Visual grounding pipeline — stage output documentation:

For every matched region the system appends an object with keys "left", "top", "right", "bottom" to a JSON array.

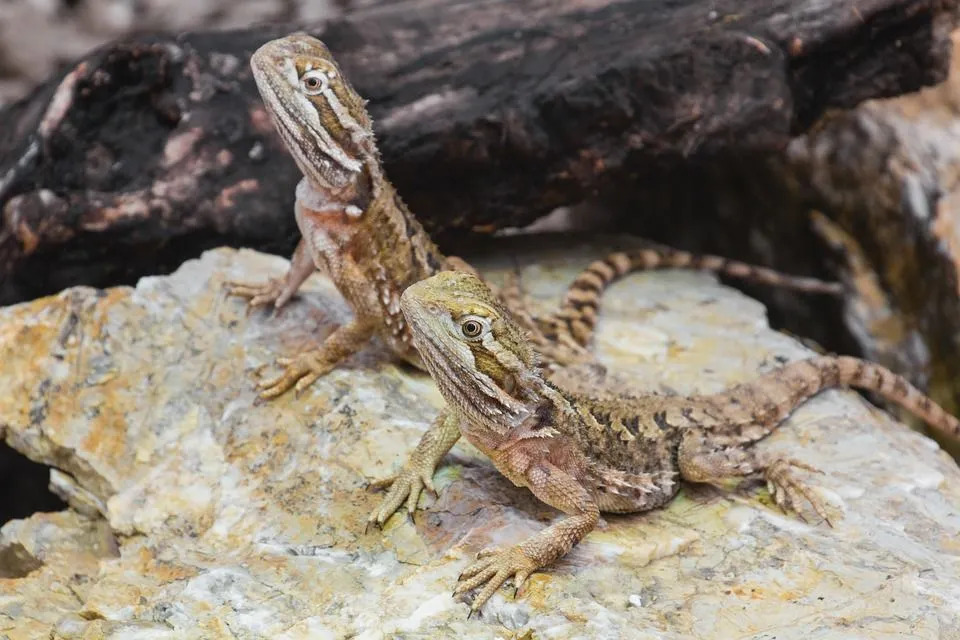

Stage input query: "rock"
[
  {"left": 778, "top": 27, "right": 960, "bottom": 442},
  {"left": 0, "top": 244, "right": 958, "bottom": 638}
]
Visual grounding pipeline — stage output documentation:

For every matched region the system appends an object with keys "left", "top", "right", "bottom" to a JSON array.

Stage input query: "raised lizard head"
[
  {"left": 401, "top": 271, "right": 544, "bottom": 428},
  {"left": 250, "top": 33, "right": 375, "bottom": 192}
]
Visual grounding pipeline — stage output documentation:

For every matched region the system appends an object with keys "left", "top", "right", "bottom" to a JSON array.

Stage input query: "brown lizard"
[
  {"left": 370, "top": 270, "right": 960, "bottom": 613},
  {"left": 226, "top": 33, "right": 841, "bottom": 398}
]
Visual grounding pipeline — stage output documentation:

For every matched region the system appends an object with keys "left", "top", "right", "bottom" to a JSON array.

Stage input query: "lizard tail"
[
  {"left": 707, "top": 355, "right": 960, "bottom": 444},
  {"left": 546, "top": 247, "right": 843, "bottom": 348}
]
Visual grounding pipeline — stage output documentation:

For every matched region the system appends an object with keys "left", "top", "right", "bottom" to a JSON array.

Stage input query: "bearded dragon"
[
  {"left": 371, "top": 270, "right": 960, "bottom": 613},
  {"left": 226, "top": 33, "right": 841, "bottom": 398}
]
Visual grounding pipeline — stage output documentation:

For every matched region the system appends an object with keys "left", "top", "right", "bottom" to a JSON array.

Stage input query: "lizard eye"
[
  {"left": 300, "top": 69, "right": 330, "bottom": 95},
  {"left": 459, "top": 317, "right": 485, "bottom": 340},
  {"left": 461, "top": 320, "right": 482, "bottom": 338}
]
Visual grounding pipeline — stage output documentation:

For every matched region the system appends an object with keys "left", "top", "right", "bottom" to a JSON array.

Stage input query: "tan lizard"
[
  {"left": 226, "top": 33, "right": 841, "bottom": 398},
  {"left": 370, "top": 270, "right": 960, "bottom": 613}
]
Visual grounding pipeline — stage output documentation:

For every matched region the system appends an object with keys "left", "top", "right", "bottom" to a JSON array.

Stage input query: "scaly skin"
[
  {"left": 536, "top": 241, "right": 842, "bottom": 349},
  {"left": 227, "top": 33, "right": 841, "bottom": 398},
  {"left": 372, "top": 270, "right": 960, "bottom": 613},
  {"left": 225, "top": 35, "right": 456, "bottom": 396}
]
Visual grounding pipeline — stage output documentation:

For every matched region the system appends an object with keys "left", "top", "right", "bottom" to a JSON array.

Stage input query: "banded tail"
[
  {"left": 499, "top": 270, "right": 595, "bottom": 366},
  {"left": 546, "top": 247, "right": 843, "bottom": 348},
  {"left": 704, "top": 355, "right": 960, "bottom": 445}
]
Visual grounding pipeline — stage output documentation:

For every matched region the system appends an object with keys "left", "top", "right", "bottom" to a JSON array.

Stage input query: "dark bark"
[{"left": 0, "top": 0, "right": 955, "bottom": 305}]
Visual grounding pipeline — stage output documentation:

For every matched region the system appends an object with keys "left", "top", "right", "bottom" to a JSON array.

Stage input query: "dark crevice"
[{"left": 0, "top": 441, "right": 67, "bottom": 525}]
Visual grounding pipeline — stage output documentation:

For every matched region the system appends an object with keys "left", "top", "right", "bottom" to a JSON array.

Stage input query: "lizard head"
[
  {"left": 251, "top": 33, "right": 373, "bottom": 192},
  {"left": 401, "top": 271, "right": 539, "bottom": 425}
]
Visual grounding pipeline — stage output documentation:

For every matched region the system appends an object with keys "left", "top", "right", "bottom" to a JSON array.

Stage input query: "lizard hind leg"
[{"left": 678, "top": 430, "right": 832, "bottom": 525}]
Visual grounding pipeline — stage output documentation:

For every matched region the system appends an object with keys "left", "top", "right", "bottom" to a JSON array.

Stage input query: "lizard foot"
[
  {"left": 765, "top": 458, "right": 832, "bottom": 526},
  {"left": 454, "top": 545, "right": 540, "bottom": 613},
  {"left": 225, "top": 277, "right": 293, "bottom": 311},
  {"left": 257, "top": 350, "right": 334, "bottom": 399},
  {"left": 366, "top": 466, "right": 437, "bottom": 531}
]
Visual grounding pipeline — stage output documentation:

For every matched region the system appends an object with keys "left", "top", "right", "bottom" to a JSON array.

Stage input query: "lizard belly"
[{"left": 587, "top": 458, "right": 680, "bottom": 514}]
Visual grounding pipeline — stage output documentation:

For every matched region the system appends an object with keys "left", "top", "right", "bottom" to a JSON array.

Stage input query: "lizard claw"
[
  {"left": 224, "top": 277, "right": 292, "bottom": 311},
  {"left": 366, "top": 466, "right": 435, "bottom": 530},
  {"left": 454, "top": 545, "right": 539, "bottom": 613},
  {"left": 765, "top": 458, "right": 833, "bottom": 526},
  {"left": 257, "top": 351, "right": 333, "bottom": 399}
]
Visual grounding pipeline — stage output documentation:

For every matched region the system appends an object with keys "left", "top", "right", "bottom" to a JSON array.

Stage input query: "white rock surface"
[{"left": 0, "top": 245, "right": 958, "bottom": 639}]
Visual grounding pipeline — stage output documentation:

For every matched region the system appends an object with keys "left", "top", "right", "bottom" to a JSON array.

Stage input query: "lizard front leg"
[
  {"left": 226, "top": 238, "right": 315, "bottom": 311},
  {"left": 367, "top": 410, "right": 460, "bottom": 528},
  {"left": 257, "top": 317, "right": 375, "bottom": 398},
  {"left": 455, "top": 458, "right": 600, "bottom": 613}
]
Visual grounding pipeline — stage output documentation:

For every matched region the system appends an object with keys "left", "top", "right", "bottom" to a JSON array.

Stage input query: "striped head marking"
[
  {"left": 400, "top": 272, "right": 537, "bottom": 425},
  {"left": 251, "top": 34, "right": 373, "bottom": 191}
]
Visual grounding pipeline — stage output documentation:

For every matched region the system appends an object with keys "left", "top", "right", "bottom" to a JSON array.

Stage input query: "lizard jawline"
[{"left": 414, "top": 329, "right": 530, "bottom": 432}]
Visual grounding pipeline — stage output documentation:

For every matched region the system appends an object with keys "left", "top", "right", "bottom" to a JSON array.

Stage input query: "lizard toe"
[
  {"left": 764, "top": 458, "right": 831, "bottom": 525},
  {"left": 455, "top": 546, "right": 540, "bottom": 612},
  {"left": 366, "top": 474, "right": 399, "bottom": 491},
  {"left": 256, "top": 352, "right": 333, "bottom": 399},
  {"left": 367, "top": 469, "right": 428, "bottom": 528},
  {"left": 224, "top": 277, "right": 287, "bottom": 310}
]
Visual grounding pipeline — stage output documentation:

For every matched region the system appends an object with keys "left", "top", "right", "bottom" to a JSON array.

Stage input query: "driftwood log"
[{"left": 0, "top": 0, "right": 955, "bottom": 306}]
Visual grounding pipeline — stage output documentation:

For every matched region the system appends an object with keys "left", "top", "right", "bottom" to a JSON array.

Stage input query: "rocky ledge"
[{"left": 1, "top": 245, "right": 958, "bottom": 638}]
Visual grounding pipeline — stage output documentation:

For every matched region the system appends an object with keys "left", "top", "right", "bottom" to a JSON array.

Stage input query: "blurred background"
[{"left": 0, "top": 0, "right": 345, "bottom": 107}]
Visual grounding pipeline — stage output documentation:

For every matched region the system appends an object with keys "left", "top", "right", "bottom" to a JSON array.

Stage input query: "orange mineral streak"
[
  {"left": 0, "top": 287, "right": 141, "bottom": 494},
  {"left": 14, "top": 219, "right": 41, "bottom": 254}
]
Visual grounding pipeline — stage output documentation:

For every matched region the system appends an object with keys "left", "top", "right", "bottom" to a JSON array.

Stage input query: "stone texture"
[
  {"left": 779, "top": 27, "right": 960, "bottom": 439},
  {"left": 0, "top": 244, "right": 959, "bottom": 638}
]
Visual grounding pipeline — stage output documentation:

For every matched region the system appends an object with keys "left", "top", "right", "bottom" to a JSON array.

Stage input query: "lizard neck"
[{"left": 305, "top": 141, "right": 448, "bottom": 275}]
